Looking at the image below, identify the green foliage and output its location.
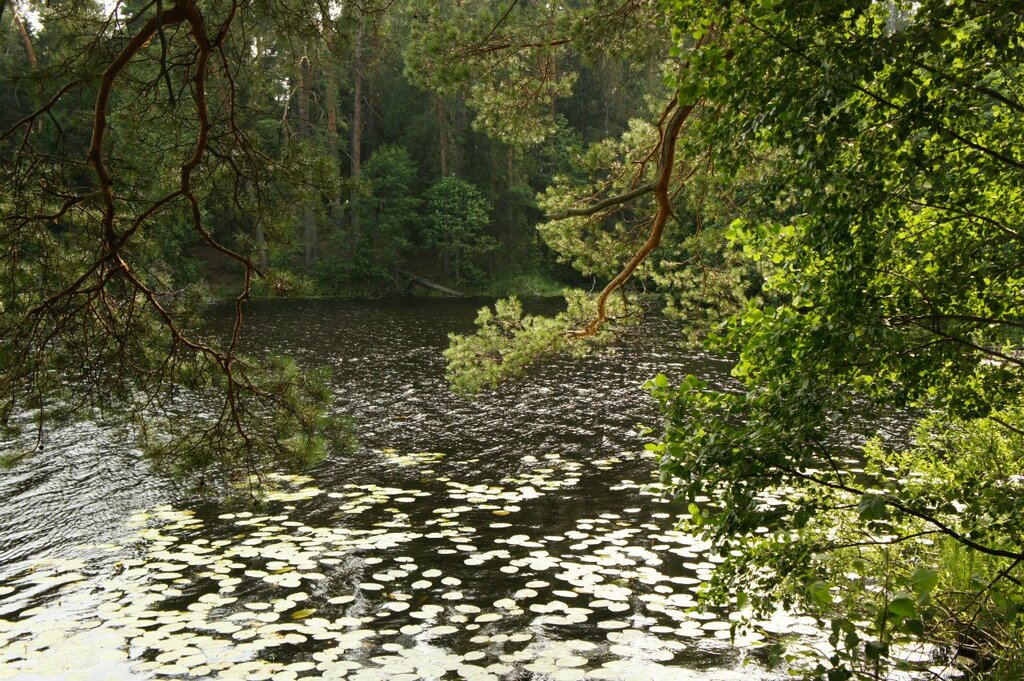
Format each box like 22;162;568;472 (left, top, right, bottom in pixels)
403;0;573;146
448;99;770;383
359;144;421;236
480;271;566;298
445;290;633;396
139;355;356;485
404;0;668;146
536;115;664;279
314;145;422;294
252;269;318;298
0;1;358;488
645;0;1024;676
423;177;496;285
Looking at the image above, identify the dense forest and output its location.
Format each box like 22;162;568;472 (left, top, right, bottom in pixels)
1;0;668;300
2;1;1023;680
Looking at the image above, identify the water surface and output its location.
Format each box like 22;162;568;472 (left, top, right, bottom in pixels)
0;298;798;681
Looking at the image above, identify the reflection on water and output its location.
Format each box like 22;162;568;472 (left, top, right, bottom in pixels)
1;298;790;680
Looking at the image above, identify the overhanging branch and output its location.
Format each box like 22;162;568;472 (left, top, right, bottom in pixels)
571;95;697;337
546;181;656;220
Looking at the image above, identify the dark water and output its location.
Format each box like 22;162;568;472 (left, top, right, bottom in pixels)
0;298;806;681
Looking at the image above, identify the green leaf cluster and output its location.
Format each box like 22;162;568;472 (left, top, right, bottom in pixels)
649;0;1024;676
445;290;634;396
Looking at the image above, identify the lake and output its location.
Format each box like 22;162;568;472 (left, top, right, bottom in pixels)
0;298;804;680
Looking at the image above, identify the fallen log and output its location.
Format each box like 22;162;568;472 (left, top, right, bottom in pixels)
394;268;464;296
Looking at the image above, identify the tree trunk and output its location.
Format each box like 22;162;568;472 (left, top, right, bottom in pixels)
255;222;269;271
549;53;557;122
11;8;38;71
325;70;341;228
437;96;448;177
452;96;467;179
350;16;363;234
365;21;380;153
321;14;343;232
321;17;340;159
298;54;317;271
11;5;39;133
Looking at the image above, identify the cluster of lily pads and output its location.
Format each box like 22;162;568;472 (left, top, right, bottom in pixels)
0;450;806;680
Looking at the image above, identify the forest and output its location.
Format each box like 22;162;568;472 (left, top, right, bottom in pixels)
1;0;660;300
1;1;1023;680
